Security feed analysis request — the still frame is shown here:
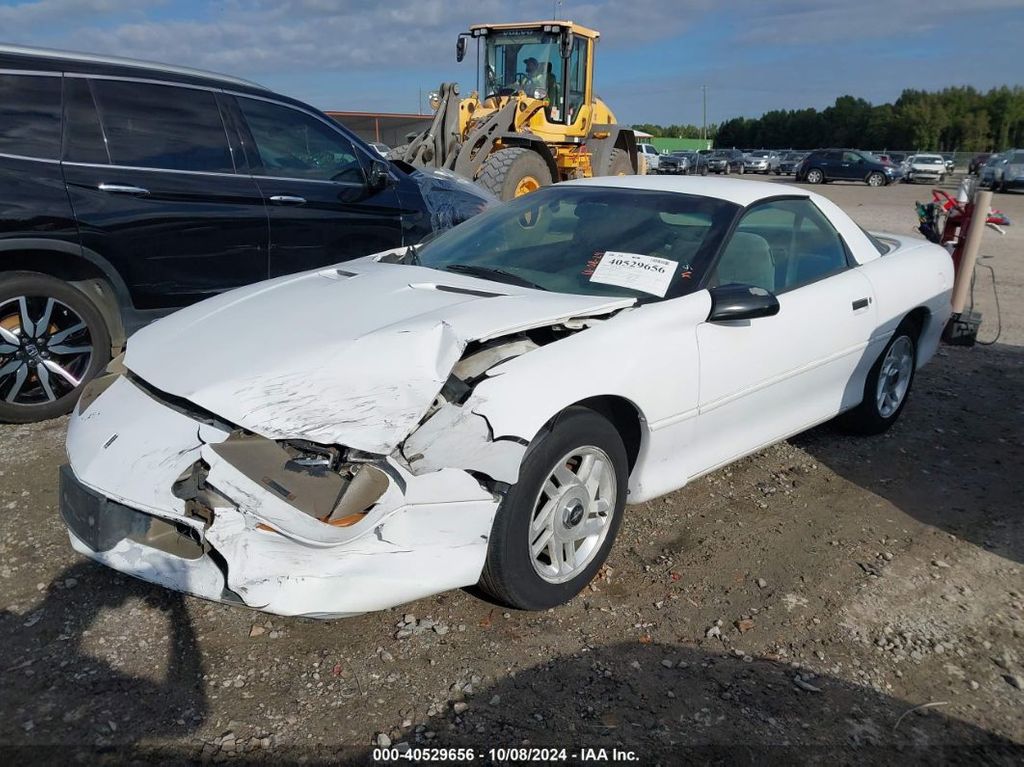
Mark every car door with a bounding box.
[837,151,867,181]
[61,76,269,311]
[232,95,405,277]
[691,197,877,477]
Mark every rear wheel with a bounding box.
[478,147,553,201]
[479,407,628,610]
[607,148,633,176]
[0,271,111,423]
[838,319,918,435]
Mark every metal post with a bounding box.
[701,85,708,143]
[950,189,992,314]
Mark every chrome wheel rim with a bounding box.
[868,173,883,187]
[875,336,913,418]
[528,446,617,584]
[0,295,93,406]
[808,169,822,183]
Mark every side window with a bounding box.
[89,79,233,172]
[237,97,363,184]
[712,199,848,293]
[824,151,841,161]
[0,74,61,159]
[843,151,862,164]
[566,37,589,124]
[62,78,109,164]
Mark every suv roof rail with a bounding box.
[0,43,268,91]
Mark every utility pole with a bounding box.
[701,85,708,144]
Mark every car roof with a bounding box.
[0,43,272,97]
[563,174,817,207]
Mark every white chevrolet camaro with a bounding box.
[60,176,953,618]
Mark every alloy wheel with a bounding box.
[875,336,913,418]
[0,295,93,405]
[528,446,617,584]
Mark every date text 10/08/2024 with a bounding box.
[372,746,640,762]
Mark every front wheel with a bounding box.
[477,147,553,201]
[0,271,111,423]
[838,320,917,435]
[866,171,886,187]
[479,407,628,610]
[806,168,824,184]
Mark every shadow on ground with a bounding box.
[349,640,1021,766]
[0,561,206,760]
[796,342,1024,565]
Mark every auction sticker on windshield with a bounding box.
[588,252,677,297]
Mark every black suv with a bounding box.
[795,149,896,187]
[0,45,492,423]
[706,149,745,175]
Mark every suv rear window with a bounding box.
[89,79,234,173]
[0,74,61,159]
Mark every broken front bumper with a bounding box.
[61,374,500,618]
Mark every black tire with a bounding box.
[479,407,628,611]
[806,167,825,184]
[738,164,745,175]
[0,271,111,423]
[838,318,919,435]
[477,147,553,201]
[700,165,708,176]
[866,171,886,187]
[607,148,633,176]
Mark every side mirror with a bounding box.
[368,159,392,190]
[456,37,467,62]
[707,284,780,322]
[560,30,575,59]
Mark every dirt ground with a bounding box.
[1,176,1022,765]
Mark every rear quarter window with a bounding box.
[0,73,61,159]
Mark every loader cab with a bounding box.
[469,21,597,128]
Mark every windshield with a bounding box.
[485,30,562,101]
[751,151,769,157]
[917,156,943,164]
[415,186,739,302]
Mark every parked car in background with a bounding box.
[637,143,662,174]
[795,149,895,186]
[0,45,494,423]
[707,148,746,174]
[980,151,1023,192]
[969,153,993,175]
[870,153,905,181]
[776,151,808,176]
[904,154,947,184]
[743,150,779,174]
[59,175,953,617]
[655,151,685,175]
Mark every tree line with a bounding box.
[634,86,1024,151]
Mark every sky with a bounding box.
[2,0,1023,125]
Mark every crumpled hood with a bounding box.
[125,258,633,453]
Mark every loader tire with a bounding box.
[478,147,552,201]
[607,148,633,176]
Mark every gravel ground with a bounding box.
[1,176,1022,764]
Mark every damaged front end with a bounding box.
[61,268,631,616]
[63,373,501,617]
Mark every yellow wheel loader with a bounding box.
[391,20,637,201]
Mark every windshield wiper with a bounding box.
[442,263,547,291]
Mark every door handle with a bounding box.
[852,297,870,311]
[269,195,306,205]
[97,183,150,196]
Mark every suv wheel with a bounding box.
[866,171,886,187]
[806,168,825,184]
[0,272,111,423]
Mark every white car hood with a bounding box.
[124,259,634,454]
